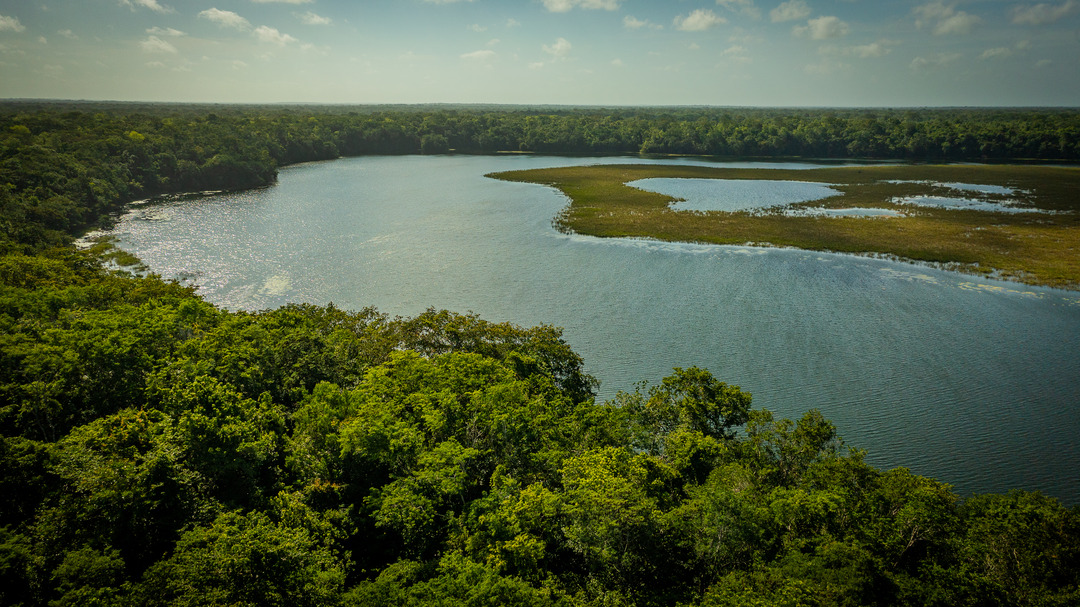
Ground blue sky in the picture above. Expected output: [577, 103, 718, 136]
[0, 0, 1078, 106]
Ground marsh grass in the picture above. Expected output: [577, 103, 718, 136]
[489, 164, 1080, 290]
[81, 234, 149, 272]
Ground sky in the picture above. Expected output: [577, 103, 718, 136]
[0, 0, 1078, 106]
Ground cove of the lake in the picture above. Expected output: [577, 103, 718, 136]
[103, 155, 1080, 504]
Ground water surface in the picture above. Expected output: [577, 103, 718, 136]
[104, 155, 1080, 504]
[628, 177, 841, 212]
[893, 195, 1048, 213]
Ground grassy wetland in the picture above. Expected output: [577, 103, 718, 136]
[491, 163, 1080, 290]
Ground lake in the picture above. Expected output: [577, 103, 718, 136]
[104, 155, 1080, 504]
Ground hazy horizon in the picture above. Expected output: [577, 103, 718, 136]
[1, 0, 1078, 107]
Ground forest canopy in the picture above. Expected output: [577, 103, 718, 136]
[1, 102, 1078, 606]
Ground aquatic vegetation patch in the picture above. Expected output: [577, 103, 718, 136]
[787, 207, 903, 218]
[891, 195, 1052, 214]
[886, 179, 1030, 196]
[490, 163, 1080, 289]
[74, 234, 148, 271]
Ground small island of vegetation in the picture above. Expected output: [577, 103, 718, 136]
[490, 164, 1080, 290]
[2, 102, 1079, 606]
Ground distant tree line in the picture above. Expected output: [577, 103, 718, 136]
[3, 103, 1079, 252]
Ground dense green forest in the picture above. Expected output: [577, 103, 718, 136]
[2, 103, 1079, 606]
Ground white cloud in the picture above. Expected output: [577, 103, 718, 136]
[469, 24, 487, 32]
[1035, 58, 1053, 67]
[58, 29, 78, 40]
[542, 0, 620, 11]
[848, 42, 889, 58]
[254, 25, 298, 45]
[981, 46, 1013, 59]
[120, 0, 173, 14]
[1012, 1, 1077, 25]
[910, 52, 962, 70]
[529, 61, 545, 70]
[252, 0, 313, 4]
[199, 8, 251, 30]
[542, 37, 572, 57]
[910, 56, 934, 70]
[913, 2, 981, 35]
[770, 0, 810, 23]
[934, 12, 981, 35]
[624, 15, 662, 29]
[720, 44, 751, 63]
[794, 16, 849, 39]
[717, 0, 761, 19]
[146, 27, 185, 36]
[913, 1, 952, 23]
[0, 14, 26, 32]
[981, 41, 1029, 60]
[506, 18, 521, 27]
[423, 0, 475, 3]
[298, 11, 331, 25]
[461, 49, 495, 60]
[146, 61, 166, 68]
[611, 58, 624, 67]
[846, 41, 889, 57]
[140, 35, 178, 53]
[675, 9, 727, 31]
[232, 60, 248, 69]
[820, 40, 893, 58]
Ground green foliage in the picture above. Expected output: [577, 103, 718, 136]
[344, 554, 571, 607]
[697, 566, 828, 607]
[950, 491, 1080, 606]
[670, 463, 775, 575]
[558, 447, 667, 584]
[618, 366, 750, 469]
[137, 509, 346, 607]
[420, 134, 450, 155]
[47, 545, 125, 607]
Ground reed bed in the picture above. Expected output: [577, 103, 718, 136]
[490, 164, 1080, 290]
